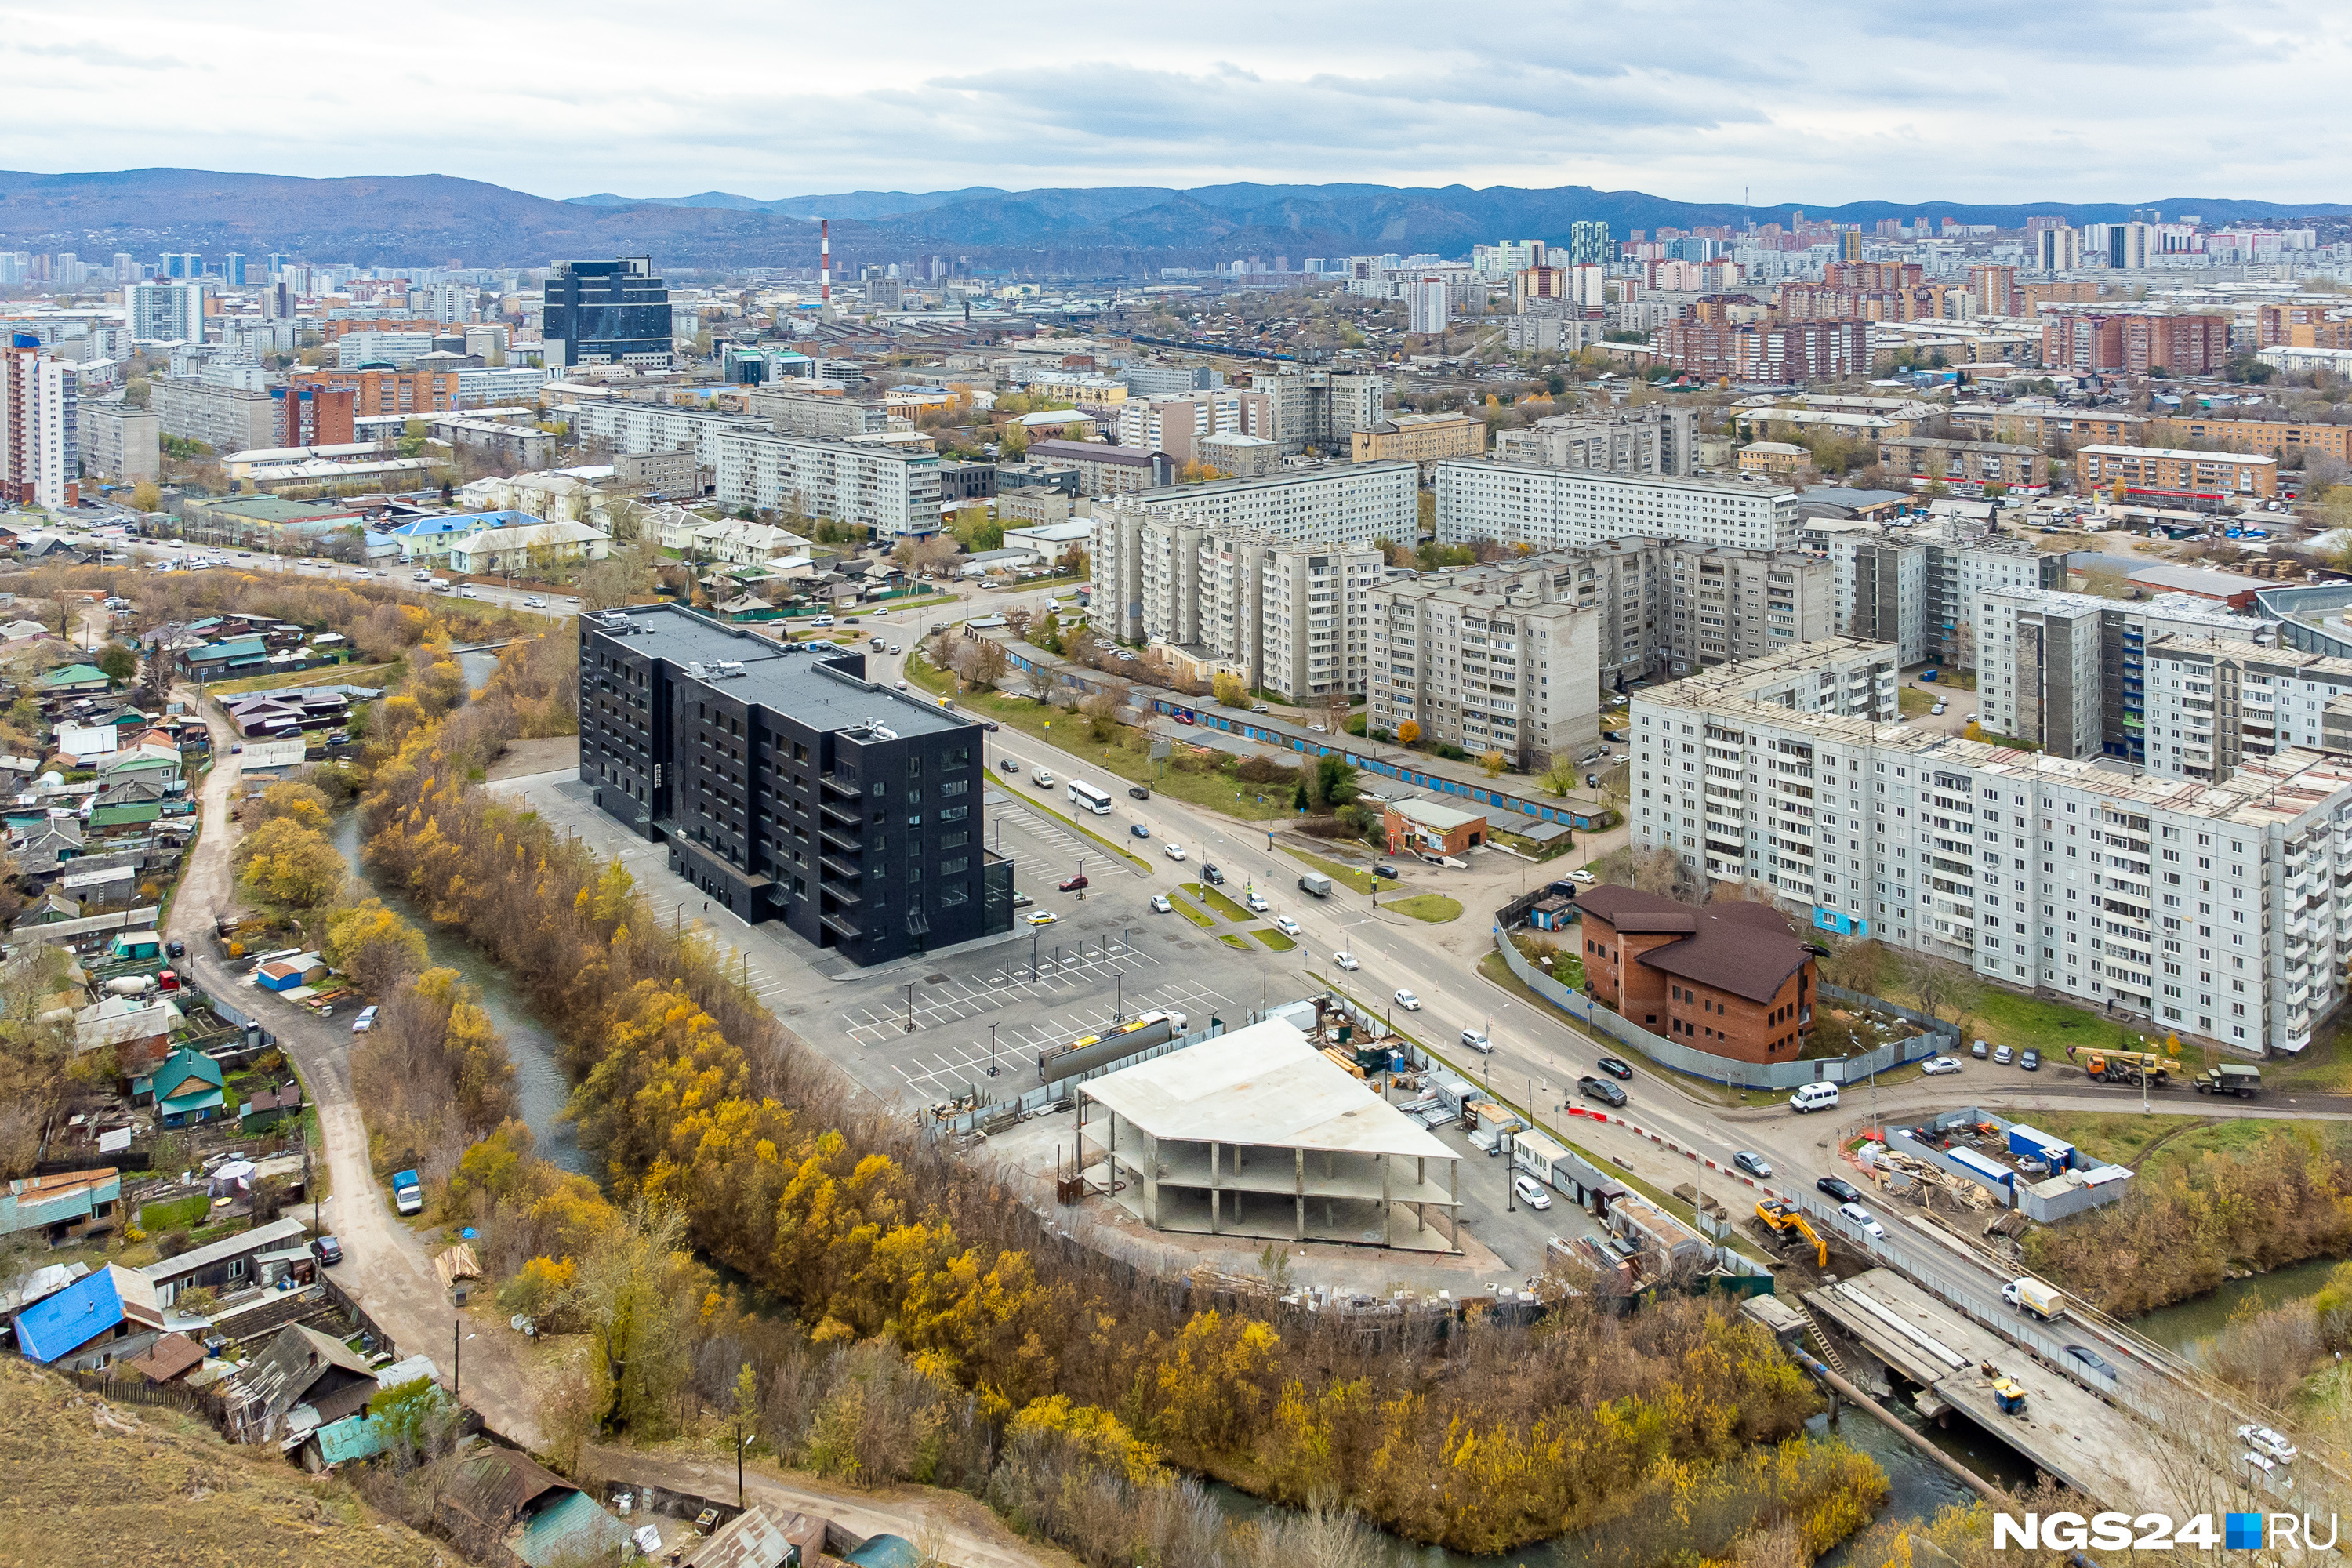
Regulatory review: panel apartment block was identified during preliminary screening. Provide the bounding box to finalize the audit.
[1975,586,2274,767]
[1254,370,1388,455]
[1435,461,1802,553]
[1835,522,2065,670]
[1091,498,1383,702]
[746,388,894,440]
[2137,638,2352,783]
[1632,644,2352,1056]
[80,401,158,484]
[1131,462,1417,550]
[1364,575,1601,770]
[713,431,941,536]
[579,604,1011,967]
[573,400,768,467]
[1490,405,1694,477]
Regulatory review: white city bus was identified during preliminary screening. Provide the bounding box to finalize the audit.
[1067,780,1112,815]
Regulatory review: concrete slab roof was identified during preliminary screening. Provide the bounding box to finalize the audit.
[1080,1019,1456,1161]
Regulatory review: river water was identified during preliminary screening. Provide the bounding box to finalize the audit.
[331,808,588,1174]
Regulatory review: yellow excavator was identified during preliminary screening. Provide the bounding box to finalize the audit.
[1755,1199,1828,1268]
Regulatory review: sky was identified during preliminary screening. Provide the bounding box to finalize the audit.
[3,1,2348,205]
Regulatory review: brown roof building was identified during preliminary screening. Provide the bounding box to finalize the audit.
[1576,885,1817,1063]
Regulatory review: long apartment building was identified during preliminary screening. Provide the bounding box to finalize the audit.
[1435,460,1804,554]
[2154,416,2352,465]
[2041,312,2230,377]
[1834,521,2067,669]
[1872,437,2048,496]
[747,387,895,440]
[2136,639,2352,783]
[713,431,942,536]
[2074,445,2277,502]
[1491,405,1695,477]
[1091,498,1383,702]
[1974,586,2274,767]
[1632,643,2352,1056]
[573,399,768,467]
[1131,461,1418,550]
[1944,403,2150,452]
[1367,575,1600,770]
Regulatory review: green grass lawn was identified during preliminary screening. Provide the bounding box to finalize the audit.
[1282,846,1377,894]
[209,659,404,696]
[1166,892,1216,928]
[1384,893,1464,924]
[1199,887,1252,921]
[1898,686,1935,716]
[1251,927,1297,951]
[1217,933,1252,951]
[2013,1110,2326,1178]
[908,652,1294,824]
[140,1193,210,1232]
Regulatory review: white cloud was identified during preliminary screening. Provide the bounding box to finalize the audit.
[1,1,2348,201]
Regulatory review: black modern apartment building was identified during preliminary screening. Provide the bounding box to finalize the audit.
[542,257,673,370]
[578,604,1012,966]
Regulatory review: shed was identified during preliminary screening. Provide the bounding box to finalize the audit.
[12,1268,125,1365]
[2005,1123,2077,1172]
[1944,1145,2016,1196]
[256,953,328,992]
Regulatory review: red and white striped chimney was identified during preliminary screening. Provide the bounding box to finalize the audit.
[819,218,830,310]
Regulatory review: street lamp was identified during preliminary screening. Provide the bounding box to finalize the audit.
[988,1022,999,1077]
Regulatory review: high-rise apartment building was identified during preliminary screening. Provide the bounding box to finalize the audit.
[578,604,1012,966]
[126,282,206,344]
[1091,500,1385,701]
[0,335,79,509]
[80,401,158,484]
[1632,641,2352,1056]
[1254,369,1387,456]
[1568,221,1611,267]
[1491,405,1695,477]
[1407,277,1450,336]
[2040,312,2229,377]
[1653,319,1871,382]
[1366,575,1600,768]
[1112,389,1272,466]
[2034,226,2082,271]
[1435,461,1802,554]
[1974,586,2273,766]
[542,256,672,370]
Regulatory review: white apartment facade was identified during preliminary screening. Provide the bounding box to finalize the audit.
[713,431,941,535]
[1255,371,1388,455]
[1131,462,1417,551]
[125,282,205,345]
[80,401,158,484]
[1091,499,1384,702]
[574,400,768,468]
[1364,579,1600,768]
[1490,406,1696,477]
[1632,647,2352,1055]
[1435,461,1804,553]
[746,388,895,440]
[0,343,79,509]
[1112,390,1272,466]
[2143,639,2352,783]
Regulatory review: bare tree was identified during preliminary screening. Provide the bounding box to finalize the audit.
[1022,659,1055,702]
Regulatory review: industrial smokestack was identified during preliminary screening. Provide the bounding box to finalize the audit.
[820,218,831,315]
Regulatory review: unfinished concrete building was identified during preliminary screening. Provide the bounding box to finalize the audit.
[1076,1019,1461,1250]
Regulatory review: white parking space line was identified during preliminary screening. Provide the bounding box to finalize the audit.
[888,978,1237,1100]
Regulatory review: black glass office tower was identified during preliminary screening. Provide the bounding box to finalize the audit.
[543,257,673,368]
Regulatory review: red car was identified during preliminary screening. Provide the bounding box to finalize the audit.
[1058,874,1090,892]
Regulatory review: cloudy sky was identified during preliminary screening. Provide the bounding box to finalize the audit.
[5,1,2347,203]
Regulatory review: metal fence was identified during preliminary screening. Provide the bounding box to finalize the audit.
[1492,930,1948,1089]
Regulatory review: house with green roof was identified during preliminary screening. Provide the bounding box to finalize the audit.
[132,1049,225,1127]
[38,663,111,695]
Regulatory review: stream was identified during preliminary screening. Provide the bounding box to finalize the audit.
[331,806,588,1174]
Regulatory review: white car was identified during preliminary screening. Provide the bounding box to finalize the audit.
[2238,1424,2298,1463]
[2241,1450,2285,1481]
[1332,951,1359,970]
[1461,1029,1492,1053]
[351,1004,379,1034]
[1149,894,1173,913]
[1921,1055,1963,1076]
[1393,989,1421,1011]
[1838,1202,1886,1240]
[894,679,908,689]
[1272,915,1300,936]
[1163,843,1186,862]
[1513,1174,1552,1210]
[1930,702,1947,716]
[1243,890,1270,912]
[524,596,548,608]
[1567,869,1595,884]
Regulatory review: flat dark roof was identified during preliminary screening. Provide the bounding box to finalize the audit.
[723,658,973,738]
[586,604,789,666]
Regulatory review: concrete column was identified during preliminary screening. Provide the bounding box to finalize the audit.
[1449,1157,1461,1250]
[1108,1112,1118,1196]
[1294,1147,1305,1240]
[1143,1131,1159,1225]
[1210,1141,1221,1235]
[1382,1155,1394,1247]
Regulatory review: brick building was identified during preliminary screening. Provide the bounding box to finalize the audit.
[1381,797,1486,858]
[2074,445,2278,502]
[1575,885,1817,1064]
[2152,416,2352,465]
[286,368,461,419]
[2039,313,2229,377]
[1655,320,1871,383]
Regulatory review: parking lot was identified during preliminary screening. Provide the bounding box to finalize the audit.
[492,769,1298,1105]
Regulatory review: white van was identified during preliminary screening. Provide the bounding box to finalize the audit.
[1788,1082,1841,1114]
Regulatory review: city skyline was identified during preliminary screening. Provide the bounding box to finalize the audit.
[5,1,2350,203]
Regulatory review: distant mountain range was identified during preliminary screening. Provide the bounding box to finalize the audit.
[2,168,2347,271]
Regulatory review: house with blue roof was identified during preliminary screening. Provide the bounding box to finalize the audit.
[175,634,270,681]
[132,1047,227,1127]
[8,1264,164,1370]
[375,510,544,564]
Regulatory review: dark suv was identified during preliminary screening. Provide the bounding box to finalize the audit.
[1578,1075,1627,1107]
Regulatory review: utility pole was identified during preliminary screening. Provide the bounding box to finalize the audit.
[453,1319,460,1407]
[988,1022,998,1078]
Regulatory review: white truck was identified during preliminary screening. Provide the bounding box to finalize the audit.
[391,1169,424,1217]
[2003,1276,2064,1320]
